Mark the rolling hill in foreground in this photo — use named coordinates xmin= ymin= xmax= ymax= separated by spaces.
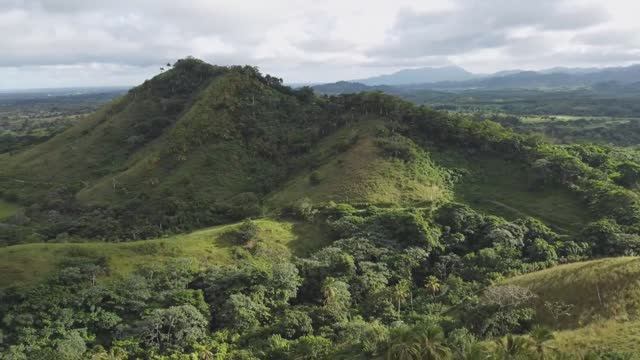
xmin=503 ymin=257 xmax=640 ymax=354
xmin=3 ymin=58 xmax=640 ymax=358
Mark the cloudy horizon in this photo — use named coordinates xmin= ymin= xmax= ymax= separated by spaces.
xmin=2 ymin=0 xmax=640 ymax=89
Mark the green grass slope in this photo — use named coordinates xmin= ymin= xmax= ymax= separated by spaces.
xmin=0 ymin=58 xmax=607 ymax=245
xmin=551 ymin=319 xmax=640 ymax=355
xmin=506 ymin=257 xmax=640 ymax=328
xmin=428 ymin=146 xmax=591 ymax=233
xmin=268 ymin=121 xmax=452 ymax=207
xmin=0 ymin=61 xmax=227 ymax=202
xmin=0 ymin=219 xmax=329 ymax=288
xmin=2 ymin=60 xmax=391 ymax=234
xmin=75 ymin=72 xmax=268 ymax=205
xmin=0 ymin=199 xmax=19 ymax=219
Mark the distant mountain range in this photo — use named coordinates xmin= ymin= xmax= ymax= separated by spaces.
xmin=316 ymin=64 xmax=640 ymax=93
xmin=354 ymin=65 xmax=477 ymax=85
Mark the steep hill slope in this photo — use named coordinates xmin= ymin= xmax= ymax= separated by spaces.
xmin=551 ymin=319 xmax=640 ymax=354
xmin=267 ymin=120 xmax=451 ymax=207
xmin=507 ymin=257 xmax=640 ymax=328
xmin=1 ymin=60 xmax=328 ymax=208
xmin=0 ymin=60 xmax=460 ymax=241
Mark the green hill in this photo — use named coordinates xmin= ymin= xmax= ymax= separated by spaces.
xmin=427 ymin=145 xmax=591 ymax=234
xmin=0 ymin=199 xmax=18 ymax=219
xmin=551 ymin=319 xmax=640 ymax=355
xmin=3 ymin=58 xmax=639 ymax=257
xmin=3 ymin=59 xmax=640 ymax=358
xmin=507 ymin=257 xmax=640 ymax=328
xmin=0 ymin=59 xmax=460 ymax=243
xmin=1 ymin=61 xmax=323 ymax=206
xmin=267 ymin=121 xmax=451 ymax=207
xmin=490 ymin=257 xmax=640 ymax=355
xmin=0 ymin=218 xmax=328 ymax=288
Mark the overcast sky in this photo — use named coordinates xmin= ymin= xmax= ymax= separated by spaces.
xmin=2 ymin=0 xmax=640 ymax=89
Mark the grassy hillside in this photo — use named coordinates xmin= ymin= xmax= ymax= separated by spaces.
xmin=0 ymin=199 xmax=18 ymax=219
xmin=76 ymin=71 xmax=298 ymax=205
xmin=507 ymin=257 xmax=640 ymax=328
xmin=5 ymin=59 xmax=640 ymax=359
xmin=0 ymin=58 xmax=618 ymax=244
xmin=0 ymin=62 xmax=239 ymax=203
xmin=428 ymin=145 xmax=591 ymax=233
xmin=0 ymin=219 xmax=329 ymax=288
xmin=551 ymin=319 xmax=640 ymax=354
xmin=268 ymin=121 xmax=452 ymax=207
xmin=1 ymin=58 xmax=637 ymax=251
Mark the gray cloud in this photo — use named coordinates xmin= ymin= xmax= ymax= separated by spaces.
xmin=370 ymin=0 xmax=608 ymax=61
xmin=0 ymin=0 xmax=638 ymax=88
xmin=573 ymin=30 xmax=640 ymax=47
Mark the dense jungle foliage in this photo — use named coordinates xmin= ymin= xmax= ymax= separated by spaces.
xmin=1 ymin=202 xmax=638 ymax=359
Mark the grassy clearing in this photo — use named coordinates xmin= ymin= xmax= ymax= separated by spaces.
xmin=551 ymin=319 xmax=640 ymax=354
xmin=427 ymin=146 xmax=590 ymax=234
xmin=268 ymin=122 xmax=451 ymax=207
xmin=0 ymin=199 xmax=19 ymax=219
xmin=506 ymin=257 xmax=640 ymax=329
xmin=0 ymin=219 xmax=328 ymax=288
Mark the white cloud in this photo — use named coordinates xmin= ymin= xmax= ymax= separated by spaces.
xmin=0 ymin=0 xmax=639 ymax=88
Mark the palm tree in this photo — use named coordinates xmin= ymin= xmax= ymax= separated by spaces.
xmin=529 ymin=325 xmax=555 ymax=359
xmin=386 ymin=341 xmax=420 ymax=360
xmin=393 ymin=280 xmax=411 ymax=312
xmin=91 ymin=347 xmax=128 ymax=360
xmin=461 ymin=343 xmax=492 ymax=360
xmin=322 ymin=282 xmax=337 ymax=306
xmin=412 ymin=325 xmax=452 ymax=360
xmin=494 ymin=335 xmax=533 ymax=360
xmin=425 ymin=276 xmax=442 ymax=295
xmin=192 ymin=343 xmax=216 ymax=360
xmin=386 ymin=327 xmax=420 ymax=360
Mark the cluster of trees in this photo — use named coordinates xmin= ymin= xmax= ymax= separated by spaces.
xmin=1 ymin=203 xmax=634 ymax=359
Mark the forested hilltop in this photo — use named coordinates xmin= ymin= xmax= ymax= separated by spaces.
xmin=1 ymin=58 xmax=640 ymax=359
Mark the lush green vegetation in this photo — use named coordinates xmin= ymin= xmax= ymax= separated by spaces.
xmin=551 ymin=319 xmax=640 ymax=354
xmin=315 ymin=83 xmax=640 ymax=117
xmin=267 ymin=121 xmax=452 ymax=207
xmin=1 ymin=201 xmax=637 ymax=359
xmin=487 ymin=114 xmax=640 ymax=146
xmin=0 ymin=219 xmax=325 ymax=288
xmin=507 ymin=257 xmax=640 ymax=328
xmin=426 ymin=147 xmax=590 ymax=233
xmin=0 ymin=199 xmax=19 ymax=219
xmin=2 ymin=58 xmax=640 ymax=359
xmin=315 ymin=82 xmax=640 ymax=146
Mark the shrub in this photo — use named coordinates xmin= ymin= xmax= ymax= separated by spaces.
xmin=231 ymin=220 xmax=260 ymax=245
xmin=309 ymin=171 xmax=321 ymax=186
